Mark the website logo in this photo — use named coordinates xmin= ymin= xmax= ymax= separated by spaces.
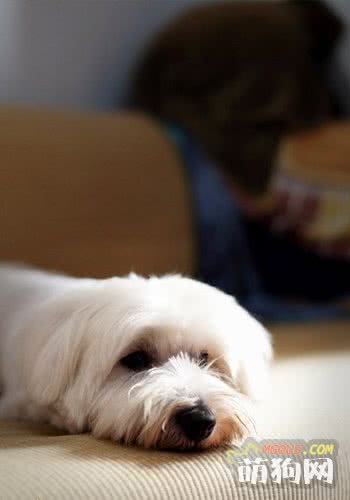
xmin=225 ymin=438 xmax=338 ymax=487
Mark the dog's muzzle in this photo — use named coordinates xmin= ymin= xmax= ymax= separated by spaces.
xmin=175 ymin=404 xmax=216 ymax=442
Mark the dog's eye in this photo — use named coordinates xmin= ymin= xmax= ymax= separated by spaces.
xmin=199 ymin=351 xmax=209 ymax=365
xmin=120 ymin=350 xmax=151 ymax=371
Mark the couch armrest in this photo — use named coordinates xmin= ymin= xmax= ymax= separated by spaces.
xmin=0 ymin=107 xmax=194 ymax=277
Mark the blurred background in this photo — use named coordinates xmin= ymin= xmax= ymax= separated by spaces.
xmin=0 ymin=0 xmax=349 ymax=111
xmin=0 ymin=0 xmax=349 ymax=323
xmin=0 ymin=0 xmax=199 ymax=109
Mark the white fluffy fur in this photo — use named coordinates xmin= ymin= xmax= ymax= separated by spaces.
xmin=0 ymin=264 xmax=272 ymax=449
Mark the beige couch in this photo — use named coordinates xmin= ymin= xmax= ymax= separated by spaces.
xmin=0 ymin=107 xmax=349 ymax=499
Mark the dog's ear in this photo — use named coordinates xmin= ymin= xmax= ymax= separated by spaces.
xmin=28 ymin=300 xmax=86 ymax=405
xmin=228 ymin=306 xmax=272 ymax=401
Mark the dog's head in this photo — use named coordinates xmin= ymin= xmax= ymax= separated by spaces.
xmin=28 ymin=274 xmax=271 ymax=449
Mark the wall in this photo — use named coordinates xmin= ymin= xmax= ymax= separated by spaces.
xmin=0 ymin=0 xmax=206 ymax=110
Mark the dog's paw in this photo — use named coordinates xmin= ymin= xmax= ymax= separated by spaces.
xmin=48 ymin=407 xmax=85 ymax=434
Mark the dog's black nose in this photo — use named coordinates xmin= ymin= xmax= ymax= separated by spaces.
xmin=175 ymin=404 xmax=216 ymax=442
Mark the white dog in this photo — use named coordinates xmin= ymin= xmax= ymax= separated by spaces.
xmin=0 ymin=264 xmax=272 ymax=449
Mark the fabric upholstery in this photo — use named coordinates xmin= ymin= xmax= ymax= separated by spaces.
xmin=0 ymin=106 xmax=194 ymax=278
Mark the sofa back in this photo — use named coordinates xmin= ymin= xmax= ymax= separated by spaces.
xmin=0 ymin=107 xmax=194 ymax=277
